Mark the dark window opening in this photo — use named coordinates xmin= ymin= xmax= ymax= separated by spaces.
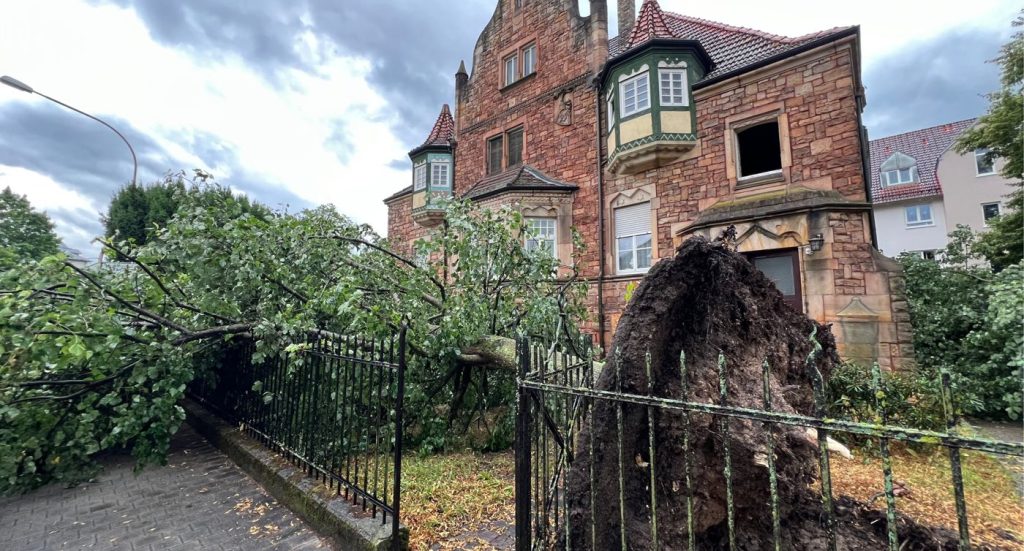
xmin=982 ymin=203 xmax=1001 ymax=222
xmin=737 ymin=121 xmax=782 ymax=178
xmin=507 ymin=127 xmax=524 ymax=166
xmin=487 ymin=136 xmax=503 ymax=175
xmin=746 ymin=248 xmax=802 ymax=312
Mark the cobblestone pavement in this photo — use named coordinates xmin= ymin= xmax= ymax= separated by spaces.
xmin=0 ymin=424 xmax=333 ymax=551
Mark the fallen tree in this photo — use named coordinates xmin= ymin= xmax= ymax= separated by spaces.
xmin=563 ymin=238 xmax=970 ymax=550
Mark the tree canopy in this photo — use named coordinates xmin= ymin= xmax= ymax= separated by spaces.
xmin=0 ymin=187 xmax=61 ymax=265
xmin=1 ymin=181 xmax=585 ymax=493
xmin=954 ymin=13 xmax=1023 ymax=270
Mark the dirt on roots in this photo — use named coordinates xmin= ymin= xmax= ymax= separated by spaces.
xmin=562 ymin=238 xmax=984 ymax=550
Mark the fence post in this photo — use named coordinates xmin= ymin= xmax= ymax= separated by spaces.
xmin=515 ymin=335 xmax=532 ymax=551
xmin=391 ymin=325 xmax=407 ymax=551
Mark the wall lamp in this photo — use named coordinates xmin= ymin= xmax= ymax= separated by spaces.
xmin=806 ymin=233 xmax=825 ymax=254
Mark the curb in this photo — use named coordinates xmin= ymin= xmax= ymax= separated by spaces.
xmin=183 ymin=399 xmax=409 ymax=551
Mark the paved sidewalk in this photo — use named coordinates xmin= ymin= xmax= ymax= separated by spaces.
xmin=970 ymin=418 xmax=1024 ymax=497
xmin=0 ymin=424 xmax=333 ymax=551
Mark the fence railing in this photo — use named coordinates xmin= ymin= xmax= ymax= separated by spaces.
xmin=514 ymin=334 xmax=1024 ymax=551
xmin=190 ymin=328 xmax=407 ymax=550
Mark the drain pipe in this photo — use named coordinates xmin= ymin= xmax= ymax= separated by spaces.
xmin=593 ymin=81 xmax=607 ymax=353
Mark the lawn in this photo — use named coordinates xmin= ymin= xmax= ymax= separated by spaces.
xmin=400 ymin=446 xmax=1023 ymax=550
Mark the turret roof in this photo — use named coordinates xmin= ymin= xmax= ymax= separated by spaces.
xmin=420 ymin=104 xmax=455 ymax=148
xmin=624 ymin=0 xmax=676 ymax=49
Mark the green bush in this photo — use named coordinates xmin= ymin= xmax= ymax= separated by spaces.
xmin=827 ymin=361 xmax=948 ymax=434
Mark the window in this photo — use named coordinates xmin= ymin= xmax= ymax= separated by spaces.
xmin=619 ymin=72 xmax=650 ymax=117
xmin=522 ymin=44 xmax=536 ymax=76
xmin=659 ymin=69 xmax=688 ymax=106
xmin=736 ymin=121 xmax=782 ymax=178
xmin=524 ymin=217 xmax=557 ymax=258
xmin=487 ymin=135 xmax=503 ymax=174
xmin=982 ymin=202 xmax=1001 ymax=223
xmin=504 ymin=55 xmax=518 ymax=86
xmin=413 ymin=163 xmax=427 ymax=191
xmin=919 ymin=250 xmax=937 ymax=261
xmin=975 ymin=148 xmax=996 ymax=176
xmin=905 ymin=204 xmax=934 ymax=227
xmin=430 ymin=162 xmax=450 ymax=188
xmin=748 ymin=249 xmax=802 ymax=312
xmin=881 ymin=167 xmax=917 ymax=186
xmin=514 ymin=0 xmax=524 ymax=9
xmin=614 ymin=202 xmax=652 ymax=274
xmin=607 ymin=95 xmax=614 ymax=131
xmin=507 ymin=127 xmax=524 ymax=166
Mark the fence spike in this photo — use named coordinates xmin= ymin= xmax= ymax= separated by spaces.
xmin=871 ymin=363 xmax=900 ymax=551
xmin=941 ymin=369 xmax=972 ymax=551
xmin=717 ymin=352 xmax=736 ymax=550
xmin=761 ymin=358 xmax=781 ymax=551
xmin=645 ymin=348 xmax=659 ymax=549
xmin=615 ymin=347 xmax=627 ymax=551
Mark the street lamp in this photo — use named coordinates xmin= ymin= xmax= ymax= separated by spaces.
xmin=1 ymin=75 xmax=138 ymax=186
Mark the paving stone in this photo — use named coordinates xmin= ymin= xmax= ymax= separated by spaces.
xmin=0 ymin=425 xmax=333 ymax=550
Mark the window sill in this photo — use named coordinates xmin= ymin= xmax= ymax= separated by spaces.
xmin=736 ymin=170 xmax=784 ymax=188
xmin=500 ymin=71 xmax=537 ymax=93
xmin=905 ymin=223 xmax=935 ymax=229
xmin=976 ymin=172 xmax=996 ymax=177
xmin=615 ymin=268 xmax=650 ymax=276
xmin=619 ymin=108 xmax=652 ymax=123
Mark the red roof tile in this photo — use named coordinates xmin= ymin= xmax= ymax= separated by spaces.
xmin=463 ymin=165 xmax=577 ymax=200
xmin=610 ymin=12 xmax=855 ymax=82
xmin=625 ymin=0 xmax=676 ymax=49
xmin=868 ymin=119 xmax=975 ymax=204
xmin=421 ymin=104 xmax=454 ymax=148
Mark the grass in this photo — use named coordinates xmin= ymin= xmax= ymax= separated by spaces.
xmin=400 ymin=445 xmax=1023 ymax=550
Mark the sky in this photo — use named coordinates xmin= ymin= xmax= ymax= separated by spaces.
xmin=0 ymin=0 xmax=1017 ymax=258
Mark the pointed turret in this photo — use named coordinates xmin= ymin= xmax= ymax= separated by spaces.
xmin=625 ymin=0 xmax=675 ymax=49
xmin=408 ymin=105 xmax=456 ymax=227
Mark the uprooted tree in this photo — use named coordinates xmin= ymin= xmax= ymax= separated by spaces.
xmin=563 ymin=238 xmax=965 ymax=550
xmin=0 ymin=175 xmax=587 ymax=493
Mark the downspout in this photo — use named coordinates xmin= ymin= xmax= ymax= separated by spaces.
xmin=593 ymin=80 xmax=607 ymax=353
xmin=851 ymin=29 xmax=879 ymax=248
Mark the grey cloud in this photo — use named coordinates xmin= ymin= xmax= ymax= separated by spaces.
xmin=387 ymin=159 xmax=408 ymax=171
xmin=862 ymin=27 xmax=1007 ymax=138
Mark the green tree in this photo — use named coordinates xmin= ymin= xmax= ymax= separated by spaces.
xmin=0 ymin=183 xmax=584 ymax=493
xmin=0 ymin=187 xmax=61 ymax=262
xmin=104 ymin=183 xmax=149 ymax=245
xmin=954 ymin=13 xmax=1023 ymax=270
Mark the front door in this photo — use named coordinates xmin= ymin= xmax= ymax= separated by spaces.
xmin=747 ymin=248 xmax=803 ymax=312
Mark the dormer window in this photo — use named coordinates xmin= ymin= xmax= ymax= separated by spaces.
xmin=620 ymin=71 xmax=650 ymax=117
xmin=659 ymin=68 xmax=688 ymax=106
xmin=880 ymin=152 xmax=918 ymax=187
xmin=413 ymin=162 xmax=427 ymax=191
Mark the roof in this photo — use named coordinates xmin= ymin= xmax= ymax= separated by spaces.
xmin=686 ymin=187 xmax=868 ymax=231
xmin=868 ymin=119 xmax=975 ymax=205
xmin=609 ymin=10 xmax=856 ymax=84
xmin=410 ymin=104 xmax=455 ymax=156
xmin=463 ymin=165 xmax=577 ymax=200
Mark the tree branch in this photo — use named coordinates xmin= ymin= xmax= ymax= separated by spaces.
xmin=63 ymin=261 xmax=193 ymax=335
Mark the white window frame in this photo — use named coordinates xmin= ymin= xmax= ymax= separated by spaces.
xmin=658 ymin=68 xmax=688 ymax=106
xmin=975 ymin=148 xmax=996 ymax=176
xmin=981 ymin=202 xmax=1001 ymax=225
xmin=522 ymin=44 xmax=536 ymax=76
xmin=904 ymin=204 xmax=934 ymax=228
xmin=614 ymin=202 xmax=653 ymax=275
xmin=504 ymin=54 xmax=518 ymax=86
xmin=413 ymin=162 xmax=427 ymax=191
xmin=619 ymin=72 xmax=650 ymax=117
xmin=607 ymin=94 xmax=615 ymax=131
xmin=881 ymin=167 xmax=917 ymax=187
xmin=524 ymin=217 xmax=557 ymax=259
xmin=430 ymin=162 xmax=450 ymax=189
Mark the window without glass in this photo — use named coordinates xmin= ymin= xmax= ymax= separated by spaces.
xmin=982 ymin=202 xmax=1001 ymax=222
xmin=504 ymin=55 xmax=518 ymax=86
xmin=975 ymin=147 xmax=995 ymax=176
xmin=736 ymin=121 xmax=782 ymax=178
xmin=430 ymin=162 xmax=450 ymax=188
xmin=413 ymin=163 xmax=427 ymax=191
xmin=524 ymin=217 xmax=557 ymax=258
xmin=487 ymin=136 xmax=504 ymax=174
xmin=619 ymin=72 xmax=650 ymax=117
xmin=614 ymin=202 xmax=652 ymax=274
xmin=507 ymin=127 xmax=524 ymax=166
xmin=905 ymin=204 xmax=933 ymax=227
xmin=522 ymin=44 xmax=536 ymax=76
xmin=659 ymin=69 xmax=688 ymax=106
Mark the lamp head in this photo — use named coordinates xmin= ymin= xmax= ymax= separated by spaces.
xmin=0 ymin=76 xmax=35 ymax=94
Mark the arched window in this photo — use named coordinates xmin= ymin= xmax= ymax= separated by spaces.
xmin=879 ymin=152 xmax=918 ymax=187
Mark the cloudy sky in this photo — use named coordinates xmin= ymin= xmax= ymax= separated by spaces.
xmin=0 ymin=0 xmax=1017 ymax=257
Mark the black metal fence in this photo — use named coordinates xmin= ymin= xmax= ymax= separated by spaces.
xmin=190 ymin=328 xmax=407 ymax=549
xmin=514 ymin=334 xmax=1024 ymax=551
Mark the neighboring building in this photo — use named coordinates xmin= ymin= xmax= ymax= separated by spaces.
xmin=869 ymin=119 xmax=1016 ymax=259
xmin=59 ymin=245 xmax=90 ymax=268
xmin=386 ymin=0 xmax=915 ymax=369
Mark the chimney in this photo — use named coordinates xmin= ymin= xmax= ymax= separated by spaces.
xmin=618 ymin=0 xmax=636 ymax=39
xmin=590 ymin=0 xmax=609 ymax=73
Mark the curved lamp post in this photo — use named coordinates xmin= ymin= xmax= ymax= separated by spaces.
xmin=1 ymin=75 xmax=138 ymax=186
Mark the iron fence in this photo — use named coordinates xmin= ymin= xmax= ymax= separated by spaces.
xmin=190 ymin=328 xmax=407 ymax=550
xmin=514 ymin=334 xmax=1024 ymax=551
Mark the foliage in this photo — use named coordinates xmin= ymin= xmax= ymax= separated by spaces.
xmin=826 ymin=361 xmax=947 ymax=435
xmin=0 ymin=181 xmax=586 ymax=493
xmin=954 ymin=13 xmax=1023 ymax=270
xmin=0 ymin=187 xmax=61 ymax=262
xmin=898 ymin=227 xmax=1023 ymax=420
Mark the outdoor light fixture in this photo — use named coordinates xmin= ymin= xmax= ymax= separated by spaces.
xmin=1 ymin=74 xmax=138 ymax=186
xmin=807 ymin=233 xmax=825 ymax=254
